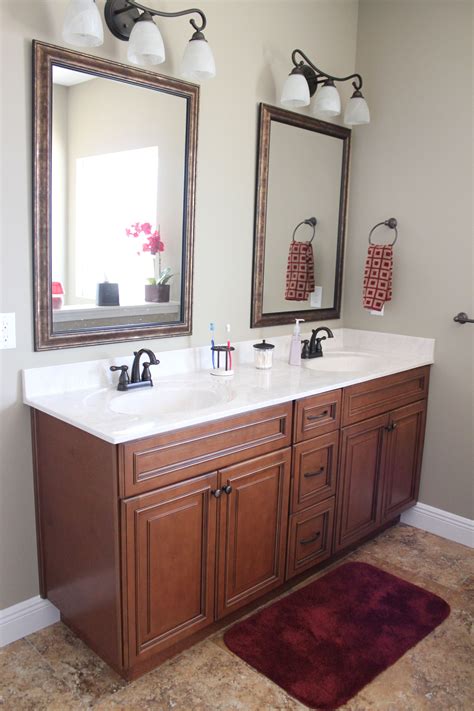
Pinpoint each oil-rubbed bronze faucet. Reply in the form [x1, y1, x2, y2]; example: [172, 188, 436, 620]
[110, 348, 160, 391]
[302, 327, 334, 359]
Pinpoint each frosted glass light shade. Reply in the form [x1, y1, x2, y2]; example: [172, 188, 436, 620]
[181, 39, 216, 81]
[127, 17, 165, 66]
[344, 95, 370, 125]
[62, 0, 103, 47]
[280, 72, 310, 108]
[312, 83, 341, 118]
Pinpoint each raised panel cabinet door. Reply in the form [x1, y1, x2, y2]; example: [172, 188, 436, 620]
[122, 472, 218, 666]
[335, 413, 388, 551]
[382, 400, 427, 521]
[216, 448, 291, 618]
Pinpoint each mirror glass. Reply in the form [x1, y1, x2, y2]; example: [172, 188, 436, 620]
[34, 42, 198, 349]
[251, 103, 351, 328]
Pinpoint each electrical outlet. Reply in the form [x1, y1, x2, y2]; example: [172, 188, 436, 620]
[0, 313, 16, 349]
[310, 287, 323, 308]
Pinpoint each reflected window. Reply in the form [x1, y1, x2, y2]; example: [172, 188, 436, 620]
[73, 146, 159, 304]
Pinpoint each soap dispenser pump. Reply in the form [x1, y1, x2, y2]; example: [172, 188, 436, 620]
[289, 319, 305, 366]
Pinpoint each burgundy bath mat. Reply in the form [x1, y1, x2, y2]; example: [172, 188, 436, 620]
[224, 562, 450, 709]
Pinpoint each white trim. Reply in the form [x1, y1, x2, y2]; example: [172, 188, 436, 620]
[401, 503, 474, 548]
[0, 596, 59, 647]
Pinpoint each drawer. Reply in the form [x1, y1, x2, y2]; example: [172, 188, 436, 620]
[291, 431, 339, 513]
[341, 366, 430, 427]
[119, 402, 292, 496]
[294, 390, 341, 442]
[286, 498, 335, 580]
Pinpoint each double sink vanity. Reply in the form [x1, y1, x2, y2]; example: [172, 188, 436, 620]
[24, 329, 434, 680]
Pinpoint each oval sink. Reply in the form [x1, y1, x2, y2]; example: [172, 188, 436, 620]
[109, 383, 234, 418]
[303, 351, 384, 373]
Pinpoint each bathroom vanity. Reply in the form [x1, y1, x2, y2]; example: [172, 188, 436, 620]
[25, 331, 433, 680]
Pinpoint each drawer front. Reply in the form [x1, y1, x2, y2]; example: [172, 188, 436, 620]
[286, 498, 335, 580]
[342, 366, 430, 427]
[294, 390, 341, 443]
[291, 431, 339, 513]
[119, 403, 292, 497]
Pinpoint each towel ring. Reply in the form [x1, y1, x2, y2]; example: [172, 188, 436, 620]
[292, 217, 317, 244]
[368, 217, 398, 246]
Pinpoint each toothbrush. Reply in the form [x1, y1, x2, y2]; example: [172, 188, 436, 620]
[226, 323, 232, 370]
[209, 322, 216, 368]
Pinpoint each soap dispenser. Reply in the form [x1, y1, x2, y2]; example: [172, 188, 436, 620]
[289, 319, 305, 366]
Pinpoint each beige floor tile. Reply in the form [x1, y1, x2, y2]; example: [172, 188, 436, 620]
[349, 523, 474, 592]
[3, 524, 472, 711]
[94, 639, 304, 710]
[26, 622, 126, 706]
[0, 638, 87, 710]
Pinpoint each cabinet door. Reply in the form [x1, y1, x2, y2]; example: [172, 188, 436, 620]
[382, 400, 427, 521]
[216, 449, 291, 618]
[122, 472, 218, 666]
[335, 413, 388, 551]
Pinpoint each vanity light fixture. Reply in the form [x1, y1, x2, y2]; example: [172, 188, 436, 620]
[281, 49, 370, 125]
[62, 0, 216, 79]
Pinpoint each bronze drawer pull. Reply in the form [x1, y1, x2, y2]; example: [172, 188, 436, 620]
[300, 531, 321, 545]
[211, 488, 222, 498]
[384, 422, 398, 432]
[304, 467, 325, 478]
[307, 410, 329, 421]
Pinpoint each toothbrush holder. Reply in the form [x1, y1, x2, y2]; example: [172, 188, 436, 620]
[210, 345, 235, 377]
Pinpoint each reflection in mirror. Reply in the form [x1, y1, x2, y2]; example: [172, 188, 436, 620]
[251, 104, 350, 328]
[34, 41, 198, 350]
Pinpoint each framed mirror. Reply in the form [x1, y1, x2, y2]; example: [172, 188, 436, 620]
[33, 41, 198, 350]
[251, 103, 350, 328]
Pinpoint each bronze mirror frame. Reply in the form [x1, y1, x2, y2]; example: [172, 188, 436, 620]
[251, 103, 351, 328]
[33, 40, 199, 350]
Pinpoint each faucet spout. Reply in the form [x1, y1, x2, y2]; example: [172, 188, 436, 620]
[304, 327, 334, 359]
[131, 349, 159, 383]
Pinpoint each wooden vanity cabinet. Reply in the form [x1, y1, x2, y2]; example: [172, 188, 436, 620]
[31, 366, 430, 680]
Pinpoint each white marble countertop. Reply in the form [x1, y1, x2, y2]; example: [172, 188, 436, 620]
[22, 329, 435, 444]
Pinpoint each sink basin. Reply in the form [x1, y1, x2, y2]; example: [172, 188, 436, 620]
[109, 382, 234, 418]
[303, 351, 384, 373]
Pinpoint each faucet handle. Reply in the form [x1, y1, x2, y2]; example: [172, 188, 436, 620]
[301, 339, 310, 359]
[141, 362, 153, 383]
[110, 365, 130, 391]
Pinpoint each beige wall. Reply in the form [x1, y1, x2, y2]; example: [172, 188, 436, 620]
[344, 0, 473, 518]
[0, 1, 358, 609]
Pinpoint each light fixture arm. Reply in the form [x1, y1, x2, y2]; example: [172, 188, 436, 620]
[104, 0, 207, 42]
[291, 49, 363, 94]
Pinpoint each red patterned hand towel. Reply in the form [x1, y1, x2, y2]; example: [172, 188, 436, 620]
[285, 241, 315, 301]
[363, 244, 393, 311]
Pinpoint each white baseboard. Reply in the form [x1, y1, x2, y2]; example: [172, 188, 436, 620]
[0, 596, 60, 648]
[401, 503, 474, 548]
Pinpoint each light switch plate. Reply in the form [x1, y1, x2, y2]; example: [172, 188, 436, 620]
[0, 313, 16, 349]
[310, 287, 323, 308]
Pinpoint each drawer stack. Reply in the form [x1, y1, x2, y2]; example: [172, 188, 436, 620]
[286, 390, 341, 579]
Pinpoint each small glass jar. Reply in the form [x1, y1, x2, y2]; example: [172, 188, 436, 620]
[253, 339, 275, 369]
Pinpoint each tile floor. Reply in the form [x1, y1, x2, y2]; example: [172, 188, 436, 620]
[1, 524, 472, 710]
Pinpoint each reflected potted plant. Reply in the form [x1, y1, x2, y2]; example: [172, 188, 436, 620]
[126, 222, 174, 303]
